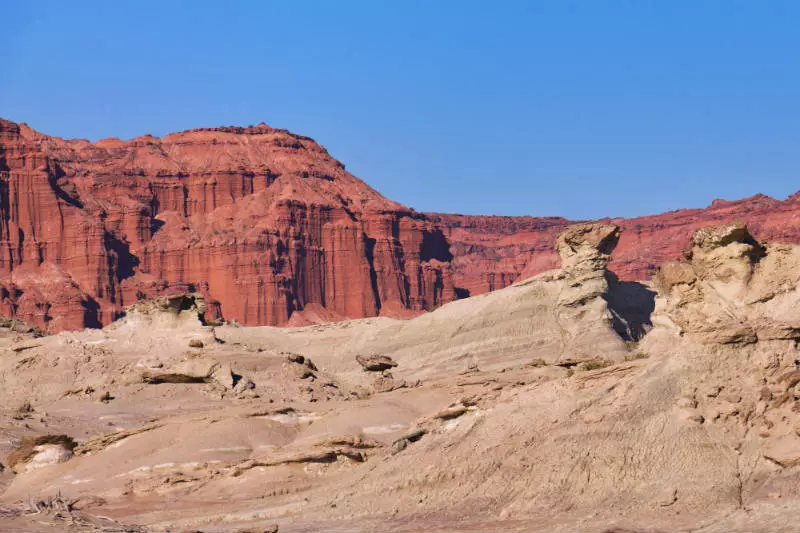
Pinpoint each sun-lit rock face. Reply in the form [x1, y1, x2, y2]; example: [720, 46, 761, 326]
[653, 222, 800, 344]
[4, 117, 800, 333]
[0, 118, 457, 331]
[549, 222, 621, 308]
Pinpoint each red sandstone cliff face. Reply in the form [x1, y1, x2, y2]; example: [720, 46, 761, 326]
[422, 214, 571, 298]
[0, 119, 455, 331]
[1, 117, 799, 332]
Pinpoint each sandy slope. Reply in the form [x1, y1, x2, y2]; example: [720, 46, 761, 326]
[2, 222, 800, 532]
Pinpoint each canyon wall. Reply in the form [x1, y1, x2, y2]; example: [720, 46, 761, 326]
[1, 117, 799, 331]
[0, 119, 455, 331]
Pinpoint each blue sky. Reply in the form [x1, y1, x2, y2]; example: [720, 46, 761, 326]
[1, 1, 798, 219]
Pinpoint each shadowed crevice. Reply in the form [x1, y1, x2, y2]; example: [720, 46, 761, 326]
[47, 163, 83, 209]
[421, 229, 453, 262]
[82, 296, 102, 329]
[363, 234, 382, 314]
[604, 271, 656, 342]
[104, 233, 139, 281]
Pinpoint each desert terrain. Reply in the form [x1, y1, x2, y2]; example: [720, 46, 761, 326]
[3, 220, 800, 531]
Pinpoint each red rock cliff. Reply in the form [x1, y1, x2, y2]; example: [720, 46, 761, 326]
[2, 117, 799, 331]
[434, 194, 800, 296]
[0, 119, 456, 331]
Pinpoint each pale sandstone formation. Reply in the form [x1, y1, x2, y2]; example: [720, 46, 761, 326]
[2, 222, 800, 532]
[654, 221, 800, 344]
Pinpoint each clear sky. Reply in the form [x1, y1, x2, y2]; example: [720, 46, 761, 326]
[1, 1, 798, 219]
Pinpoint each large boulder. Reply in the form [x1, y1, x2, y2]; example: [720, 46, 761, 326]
[139, 357, 233, 387]
[8, 435, 76, 474]
[356, 354, 398, 372]
[122, 293, 210, 327]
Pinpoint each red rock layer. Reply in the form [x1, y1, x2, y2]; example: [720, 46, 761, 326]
[1, 117, 799, 332]
[608, 194, 800, 280]
[0, 119, 455, 331]
[433, 194, 800, 296]
[422, 214, 571, 298]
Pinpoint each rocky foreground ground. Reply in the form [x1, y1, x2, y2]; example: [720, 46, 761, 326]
[2, 221, 800, 532]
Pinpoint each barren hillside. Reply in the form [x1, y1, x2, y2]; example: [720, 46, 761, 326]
[2, 221, 800, 532]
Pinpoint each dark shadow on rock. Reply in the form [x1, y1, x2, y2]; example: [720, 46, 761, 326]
[150, 218, 165, 234]
[104, 233, 139, 281]
[363, 234, 381, 313]
[47, 163, 84, 209]
[420, 229, 453, 262]
[82, 296, 102, 329]
[604, 271, 656, 342]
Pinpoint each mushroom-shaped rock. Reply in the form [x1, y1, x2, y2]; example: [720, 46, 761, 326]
[691, 221, 760, 250]
[555, 223, 620, 266]
[689, 222, 765, 282]
[117, 293, 211, 330]
[554, 223, 620, 306]
[356, 354, 398, 372]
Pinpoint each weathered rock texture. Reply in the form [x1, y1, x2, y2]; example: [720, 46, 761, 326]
[0, 118, 456, 331]
[6, 222, 800, 532]
[431, 193, 800, 297]
[653, 222, 800, 345]
[3, 117, 800, 332]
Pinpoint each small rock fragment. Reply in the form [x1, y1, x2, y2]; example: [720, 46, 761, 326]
[720, 392, 742, 404]
[233, 378, 257, 397]
[659, 488, 678, 507]
[235, 525, 278, 533]
[760, 387, 773, 401]
[688, 414, 705, 424]
[292, 365, 316, 380]
[582, 412, 605, 424]
[11, 340, 43, 352]
[188, 338, 204, 348]
[392, 429, 426, 453]
[356, 354, 398, 372]
[392, 439, 408, 454]
[433, 405, 468, 420]
[676, 396, 697, 409]
[763, 437, 800, 468]
[286, 353, 305, 364]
